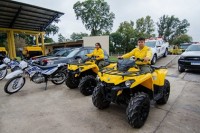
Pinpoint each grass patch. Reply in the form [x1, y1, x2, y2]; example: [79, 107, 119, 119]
[109, 56, 118, 62]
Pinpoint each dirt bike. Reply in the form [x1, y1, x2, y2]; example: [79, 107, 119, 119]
[92, 57, 170, 128]
[0, 57, 20, 80]
[4, 60, 67, 94]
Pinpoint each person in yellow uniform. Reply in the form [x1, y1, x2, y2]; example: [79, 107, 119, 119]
[118, 37, 152, 73]
[86, 43, 105, 68]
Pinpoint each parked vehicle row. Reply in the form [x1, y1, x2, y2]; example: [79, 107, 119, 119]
[1, 45, 171, 128]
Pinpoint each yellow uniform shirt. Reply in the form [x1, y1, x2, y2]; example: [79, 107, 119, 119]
[87, 48, 104, 60]
[122, 46, 152, 65]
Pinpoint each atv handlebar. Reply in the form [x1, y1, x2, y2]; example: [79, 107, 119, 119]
[118, 57, 144, 62]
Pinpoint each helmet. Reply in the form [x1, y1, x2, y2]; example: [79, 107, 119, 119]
[19, 61, 28, 69]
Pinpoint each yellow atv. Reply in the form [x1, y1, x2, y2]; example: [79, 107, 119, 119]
[92, 57, 170, 128]
[65, 56, 114, 96]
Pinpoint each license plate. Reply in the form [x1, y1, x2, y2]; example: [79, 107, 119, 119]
[191, 62, 200, 65]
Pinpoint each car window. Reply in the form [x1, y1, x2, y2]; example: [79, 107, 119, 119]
[62, 50, 72, 57]
[186, 45, 200, 51]
[66, 49, 80, 58]
[77, 50, 88, 56]
[159, 41, 163, 45]
[145, 41, 156, 48]
[88, 49, 94, 53]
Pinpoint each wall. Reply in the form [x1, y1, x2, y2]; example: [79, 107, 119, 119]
[83, 36, 109, 55]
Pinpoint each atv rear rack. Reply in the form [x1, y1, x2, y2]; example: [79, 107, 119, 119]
[100, 68, 140, 78]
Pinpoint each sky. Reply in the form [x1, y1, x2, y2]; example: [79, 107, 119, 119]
[17, 0, 200, 42]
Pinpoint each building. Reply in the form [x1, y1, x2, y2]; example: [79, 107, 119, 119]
[43, 36, 109, 55]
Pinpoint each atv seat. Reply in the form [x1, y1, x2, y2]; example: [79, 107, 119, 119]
[151, 65, 167, 69]
[33, 64, 58, 70]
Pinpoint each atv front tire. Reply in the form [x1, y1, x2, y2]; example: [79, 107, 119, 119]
[92, 84, 111, 109]
[79, 75, 97, 96]
[65, 74, 79, 89]
[126, 92, 150, 128]
[156, 79, 170, 105]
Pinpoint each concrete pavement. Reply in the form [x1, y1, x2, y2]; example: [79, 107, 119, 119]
[0, 55, 200, 133]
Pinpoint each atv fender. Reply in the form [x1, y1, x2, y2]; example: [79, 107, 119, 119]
[130, 73, 153, 90]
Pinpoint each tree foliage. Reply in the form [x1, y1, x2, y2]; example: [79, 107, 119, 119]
[172, 34, 192, 45]
[117, 21, 135, 52]
[70, 32, 88, 40]
[44, 37, 55, 43]
[58, 33, 66, 42]
[0, 33, 7, 47]
[135, 16, 155, 38]
[109, 32, 123, 53]
[45, 24, 59, 36]
[73, 0, 115, 36]
[157, 15, 190, 43]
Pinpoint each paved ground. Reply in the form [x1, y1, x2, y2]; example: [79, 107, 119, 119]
[0, 55, 200, 133]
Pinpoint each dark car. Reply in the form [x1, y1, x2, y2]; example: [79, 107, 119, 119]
[32, 48, 73, 65]
[179, 43, 192, 53]
[178, 44, 200, 72]
[44, 47, 109, 65]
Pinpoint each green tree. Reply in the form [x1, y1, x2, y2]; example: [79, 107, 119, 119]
[44, 37, 55, 43]
[117, 21, 135, 53]
[70, 32, 88, 40]
[172, 34, 192, 45]
[73, 0, 115, 36]
[157, 15, 190, 43]
[58, 33, 66, 42]
[109, 32, 123, 53]
[0, 33, 7, 47]
[45, 24, 59, 36]
[135, 16, 155, 38]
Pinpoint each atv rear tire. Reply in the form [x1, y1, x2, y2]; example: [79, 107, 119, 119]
[79, 75, 97, 96]
[126, 92, 150, 128]
[65, 74, 79, 89]
[156, 79, 170, 105]
[92, 84, 111, 109]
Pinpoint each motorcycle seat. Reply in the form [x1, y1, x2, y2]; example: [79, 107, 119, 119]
[33, 64, 58, 70]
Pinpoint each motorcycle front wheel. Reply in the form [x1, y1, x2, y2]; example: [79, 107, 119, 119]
[0, 68, 7, 80]
[4, 76, 26, 94]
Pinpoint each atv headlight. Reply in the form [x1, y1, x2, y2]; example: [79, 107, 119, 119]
[125, 80, 135, 87]
[78, 67, 83, 72]
[96, 75, 100, 81]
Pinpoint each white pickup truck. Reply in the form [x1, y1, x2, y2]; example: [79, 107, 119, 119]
[145, 38, 169, 64]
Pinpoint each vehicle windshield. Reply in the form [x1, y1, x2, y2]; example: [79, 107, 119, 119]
[66, 49, 80, 58]
[55, 50, 68, 56]
[47, 49, 60, 56]
[180, 44, 191, 50]
[145, 41, 156, 48]
[186, 45, 200, 51]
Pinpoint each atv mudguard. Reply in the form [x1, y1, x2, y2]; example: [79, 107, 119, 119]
[68, 62, 99, 74]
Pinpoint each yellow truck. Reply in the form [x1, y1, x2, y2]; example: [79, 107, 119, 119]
[22, 46, 43, 59]
[0, 47, 7, 56]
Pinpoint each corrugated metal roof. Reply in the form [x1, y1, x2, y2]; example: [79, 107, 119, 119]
[0, 0, 64, 31]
